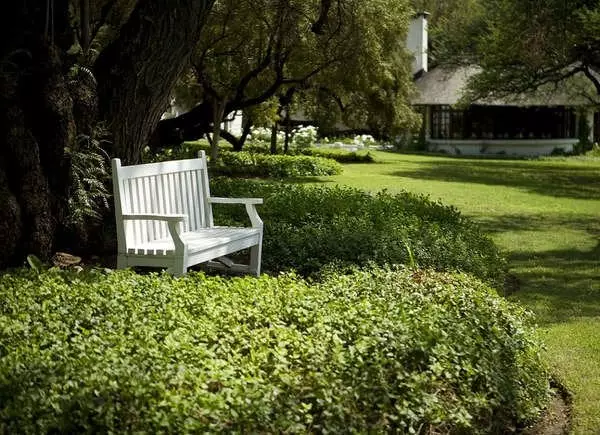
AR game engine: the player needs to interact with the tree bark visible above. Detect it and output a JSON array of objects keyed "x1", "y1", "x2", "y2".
[
  {"x1": 0, "y1": 1, "x2": 76, "y2": 267},
  {"x1": 283, "y1": 110, "x2": 291, "y2": 153},
  {"x1": 210, "y1": 99, "x2": 226, "y2": 161},
  {"x1": 0, "y1": 0, "x2": 216, "y2": 268},
  {"x1": 95, "y1": 0, "x2": 215, "y2": 164},
  {"x1": 236, "y1": 119, "x2": 252, "y2": 151},
  {"x1": 270, "y1": 124, "x2": 279, "y2": 154}
]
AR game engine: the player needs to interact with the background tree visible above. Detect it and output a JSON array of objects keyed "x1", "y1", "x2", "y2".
[
  {"x1": 159, "y1": 0, "x2": 420, "y2": 150},
  {"x1": 423, "y1": 0, "x2": 600, "y2": 102},
  {"x1": 297, "y1": 0, "x2": 421, "y2": 138},
  {"x1": 410, "y1": 0, "x2": 485, "y2": 68}
]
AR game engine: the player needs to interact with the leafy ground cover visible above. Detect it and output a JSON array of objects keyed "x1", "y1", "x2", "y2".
[
  {"x1": 0, "y1": 267, "x2": 548, "y2": 432},
  {"x1": 312, "y1": 150, "x2": 600, "y2": 433}
]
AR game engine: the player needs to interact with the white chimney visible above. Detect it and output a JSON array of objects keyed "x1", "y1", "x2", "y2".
[{"x1": 406, "y1": 12, "x2": 429, "y2": 75}]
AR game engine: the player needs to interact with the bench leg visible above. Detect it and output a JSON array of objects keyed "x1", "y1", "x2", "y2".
[
  {"x1": 249, "y1": 242, "x2": 262, "y2": 277},
  {"x1": 117, "y1": 254, "x2": 127, "y2": 269},
  {"x1": 169, "y1": 256, "x2": 187, "y2": 277},
  {"x1": 171, "y1": 264, "x2": 187, "y2": 277}
]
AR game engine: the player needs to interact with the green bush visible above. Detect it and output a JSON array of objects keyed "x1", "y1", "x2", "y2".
[
  {"x1": 145, "y1": 142, "x2": 342, "y2": 178},
  {"x1": 0, "y1": 267, "x2": 549, "y2": 433},
  {"x1": 210, "y1": 179, "x2": 507, "y2": 286},
  {"x1": 143, "y1": 140, "x2": 215, "y2": 162},
  {"x1": 213, "y1": 151, "x2": 342, "y2": 178},
  {"x1": 242, "y1": 142, "x2": 375, "y2": 164},
  {"x1": 147, "y1": 140, "x2": 372, "y2": 165},
  {"x1": 297, "y1": 147, "x2": 375, "y2": 163}
]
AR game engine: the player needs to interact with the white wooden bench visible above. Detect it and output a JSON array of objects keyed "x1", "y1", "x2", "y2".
[{"x1": 111, "y1": 151, "x2": 263, "y2": 276}]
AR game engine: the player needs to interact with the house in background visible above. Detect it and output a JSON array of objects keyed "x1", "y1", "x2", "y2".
[{"x1": 408, "y1": 13, "x2": 597, "y2": 156}]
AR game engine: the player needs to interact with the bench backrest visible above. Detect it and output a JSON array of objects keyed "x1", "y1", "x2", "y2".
[{"x1": 111, "y1": 151, "x2": 213, "y2": 249}]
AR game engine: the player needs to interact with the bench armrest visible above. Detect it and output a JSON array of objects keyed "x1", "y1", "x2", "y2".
[
  {"x1": 208, "y1": 197, "x2": 263, "y2": 228},
  {"x1": 122, "y1": 213, "x2": 186, "y2": 223},
  {"x1": 208, "y1": 197, "x2": 263, "y2": 205},
  {"x1": 121, "y1": 213, "x2": 186, "y2": 251}
]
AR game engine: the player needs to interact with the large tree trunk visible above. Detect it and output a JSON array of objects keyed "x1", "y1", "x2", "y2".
[
  {"x1": 0, "y1": 2, "x2": 76, "y2": 267},
  {"x1": 95, "y1": 0, "x2": 215, "y2": 164},
  {"x1": 0, "y1": 0, "x2": 216, "y2": 268}
]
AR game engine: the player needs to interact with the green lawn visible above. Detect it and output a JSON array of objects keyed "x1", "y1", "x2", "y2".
[{"x1": 309, "y1": 150, "x2": 600, "y2": 433}]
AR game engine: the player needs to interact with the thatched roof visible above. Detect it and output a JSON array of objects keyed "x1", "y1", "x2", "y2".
[{"x1": 412, "y1": 65, "x2": 597, "y2": 107}]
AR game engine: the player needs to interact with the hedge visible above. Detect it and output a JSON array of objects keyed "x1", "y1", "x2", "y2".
[
  {"x1": 212, "y1": 151, "x2": 342, "y2": 178},
  {"x1": 146, "y1": 142, "x2": 366, "y2": 174},
  {"x1": 0, "y1": 267, "x2": 549, "y2": 433},
  {"x1": 297, "y1": 147, "x2": 375, "y2": 163},
  {"x1": 209, "y1": 179, "x2": 507, "y2": 287}
]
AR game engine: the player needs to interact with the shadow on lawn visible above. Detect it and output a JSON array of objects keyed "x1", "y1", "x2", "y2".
[
  {"x1": 473, "y1": 213, "x2": 600, "y2": 237},
  {"x1": 472, "y1": 212, "x2": 600, "y2": 326},
  {"x1": 509, "y1": 246, "x2": 600, "y2": 326},
  {"x1": 284, "y1": 176, "x2": 335, "y2": 184},
  {"x1": 388, "y1": 159, "x2": 600, "y2": 200}
]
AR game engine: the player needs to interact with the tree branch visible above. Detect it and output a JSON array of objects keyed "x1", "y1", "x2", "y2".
[
  {"x1": 582, "y1": 64, "x2": 600, "y2": 96},
  {"x1": 311, "y1": 0, "x2": 332, "y2": 34}
]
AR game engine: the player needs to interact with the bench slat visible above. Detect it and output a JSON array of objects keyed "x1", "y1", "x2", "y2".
[{"x1": 118, "y1": 158, "x2": 206, "y2": 179}]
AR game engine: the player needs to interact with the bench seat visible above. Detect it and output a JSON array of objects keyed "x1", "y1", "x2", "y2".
[{"x1": 128, "y1": 227, "x2": 261, "y2": 256}]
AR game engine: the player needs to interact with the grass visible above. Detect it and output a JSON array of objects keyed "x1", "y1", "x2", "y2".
[{"x1": 303, "y1": 150, "x2": 600, "y2": 434}]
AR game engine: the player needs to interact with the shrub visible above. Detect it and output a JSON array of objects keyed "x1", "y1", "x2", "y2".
[
  {"x1": 144, "y1": 142, "x2": 342, "y2": 178},
  {"x1": 213, "y1": 151, "x2": 342, "y2": 178},
  {"x1": 0, "y1": 267, "x2": 549, "y2": 433},
  {"x1": 297, "y1": 147, "x2": 375, "y2": 163},
  {"x1": 209, "y1": 180, "x2": 507, "y2": 286},
  {"x1": 353, "y1": 134, "x2": 376, "y2": 147},
  {"x1": 143, "y1": 140, "x2": 218, "y2": 163},
  {"x1": 227, "y1": 143, "x2": 374, "y2": 164},
  {"x1": 291, "y1": 125, "x2": 318, "y2": 149},
  {"x1": 248, "y1": 126, "x2": 278, "y2": 143}
]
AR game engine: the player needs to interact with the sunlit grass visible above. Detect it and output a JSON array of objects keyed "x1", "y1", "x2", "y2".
[{"x1": 310, "y1": 150, "x2": 600, "y2": 433}]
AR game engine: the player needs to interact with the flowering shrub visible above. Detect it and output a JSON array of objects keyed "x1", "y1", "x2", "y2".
[
  {"x1": 248, "y1": 126, "x2": 318, "y2": 150},
  {"x1": 292, "y1": 125, "x2": 318, "y2": 149},
  {"x1": 248, "y1": 127, "x2": 281, "y2": 143},
  {"x1": 353, "y1": 134, "x2": 376, "y2": 147}
]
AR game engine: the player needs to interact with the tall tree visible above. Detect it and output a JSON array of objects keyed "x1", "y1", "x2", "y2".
[
  {"x1": 410, "y1": 0, "x2": 485, "y2": 68},
  {"x1": 0, "y1": 0, "x2": 214, "y2": 268},
  {"x1": 95, "y1": 0, "x2": 216, "y2": 163}
]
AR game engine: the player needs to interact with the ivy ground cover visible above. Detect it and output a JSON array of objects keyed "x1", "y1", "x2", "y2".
[
  {"x1": 0, "y1": 267, "x2": 548, "y2": 432},
  {"x1": 320, "y1": 151, "x2": 600, "y2": 434}
]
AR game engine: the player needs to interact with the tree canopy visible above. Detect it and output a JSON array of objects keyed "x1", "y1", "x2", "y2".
[
  {"x1": 424, "y1": 0, "x2": 600, "y2": 102},
  {"x1": 160, "y1": 0, "x2": 420, "y2": 149}
]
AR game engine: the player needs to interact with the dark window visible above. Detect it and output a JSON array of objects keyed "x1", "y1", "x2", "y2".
[
  {"x1": 430, "y1": 105, "x2": 576, "y2": 140},
  {"x1": 431, "y1": 105, "x2": 451, "y2": 139}
]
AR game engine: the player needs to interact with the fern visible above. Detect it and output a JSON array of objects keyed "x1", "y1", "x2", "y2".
[{"x1": 66, "y1": 126, "x2": 111, "y2": 229}]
